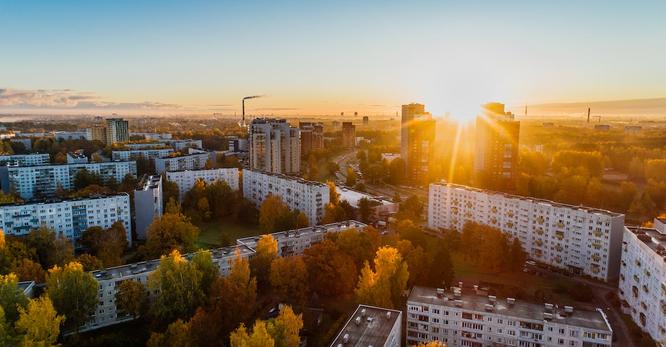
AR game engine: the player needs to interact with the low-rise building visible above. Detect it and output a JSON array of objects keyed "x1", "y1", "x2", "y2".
[
  {"x1": 618, "y1": 224, "x2": 666, "y2": 342},
  {"x1": 0, "y1": 161, "x2": 137, "y2": 200},
  {"x1": 158, "y1": 139, "x2": 203, "y2": 150},
  {"x1": 237, "y1": 220, "x2": 366, "y2": 256},
  {"x1": 130, "y1": 132, "x2": 173, "y2": 140},
  {"x1": 67, "y1": 151, "x2": 89, "y2": 164},
  {"x1": 228, "y1": 137, "x2": 248, "y2": 152},
  {"x1": 337, "y1": 186, "x2": 398, "y2": 222},
  {"x1": 407, "y1": 286, "x2": 613, "y2": 347},
  {"x1": 111, "y1": 148, "x2": 174, "y2": 161},
  {"x1": 0, "y1": 153, "x2": 50, "y2": 166},
  {"x1": 330, "y1": 304, "x2": 402, "y2": 347},
  {"x1": 134, "y1": 175, "x2": 163, "y2": 240},
  {"x1": 427, "y1": 182, "x2": 625, "y2": 281},
  {"x1": 242, "y1": 170, "x2": 329, "y2": 225},
  {"x1": 166, "y1": 168, "x2": 239, "y2": 201},
  {"x1": 154, "y1": 151, "x2": 211, "y2": 174},
  {"x1": 54, "y1": 131, "x2": 89, "y2": 141},
  {"x1": 0, "y1": 194, "x2": 131, "y2": 246}
]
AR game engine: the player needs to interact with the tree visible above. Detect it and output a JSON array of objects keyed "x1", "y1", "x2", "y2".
[
  {"x1": 327, "y1": 181, "x2": 339, "y2": 205},
  {"x1": 54, "y1": 152, "x2": 67, "y2": 164},
  {"x1": 230, "y1": 320, "x2": 275, "y2": 347},
  {"x1": 414, "y1": 341, "x2": 447, "y2": 347},
  {"x1": 397, "y1": 195, "x2": 423, "y2": 221},
  {"x1": 162, "y1": 180, "x2": 180, "y2": 210},
  {"x1": 76, "y1": 253, "x2": 103, "y2": 271},
  {"x1": 387, "y1": 158, "x2": 406, "y2": 184},
  {"x1": 270, "y1": 256, "x2": 309, "y2": 306},
  {"x1": 259, "y1": 195, "x2": 292, "y2": 233},
  {"x1": 116, "y1": 280, "x2": 148, "y2": 319},
  {"x1": 144, "y1": 212, "x2": 200, "y2": 258},
  {"x1": 148, "y1": 250, "x2": 205, "y2": 323},
  {"x1": 326, "y1": 161, "x2": 340, "y2": 177},
  {"x1": 0, "y1": 307, "x2": 12, "y2": 347},
  {"x1": 267, "y1": 306, "x2": 303, "y2": 347},
  {"x1": 191, "y1": 250, "x2": 218, "y2": 296},
  {"x1": 73, "y1": 168, "x2": 103, "y2": 189},
  {"x1": 147, "y1": 319, "x2": 193, "y2": 347},
  {"x1": 345, "y1": 167, "x2": 357, "y2": 186},
  {"x1": 354, "y1": 246, "x2": 409, "y2": 309},
  {"x1": 295, "y1": 212, "x2": 309, "y2": 228},
  {"x1": 46, "y1": 261, "x2": 98, "y2": 332},
  {"x1": 357, "y1": 197, "x2": 374, "y2": 223},
  {"x1": 251, "y1": 235, "x2": 278, "y2": 291},
  {"x1": 509, "y1": 238, "x2": 527, "y2": 271},
  {"x1": 0, "y1": 273, "x2": 29, "y2": 324},
  {"x1": 333, "y1": 228, "x2": 377, "y2": 268},
  {"x1": 81, "y1": 221, "x2": 128, "y2": 267},
  {"x1": 15, "y1": 296, "x2": 65, "y2": 346},
  {"x1": 11, "y1": 258, "x2": 46, "y2": 283},
  {"x1": 303, "y1": 239, "x2": 357, "y2": 297}
]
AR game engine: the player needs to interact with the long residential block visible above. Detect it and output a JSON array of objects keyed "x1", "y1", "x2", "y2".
[
  {"x1": 0, "y1": 153, "x2": 50, "y2": 166},
  {"x1": 618, "y1": 224, "x2": 666, "y2": 343},
  {"x1": 111, "y1": 148, "x2": 173, "y2": 161},
  {"x1": 0, "y1": 161, "x2": 137, "y2": 199},
  {"x1": 0, "y1": 194, "x2": 131, "y2": 246},
  {"x1": 427, "y1": 182, "x2": 625, "y2": 281},
  {"x1": 166, "y1": 168, "x2": 240, "y2": 201},
  {"x1": 154, "y1": 152, "x2": 211, "y2": 174},
  {"x1": 407, "y1": 286, "x2": 613, "y2": 347},
  {"x1": 242, "y1": 169, "x2": 329, "y2": 225}
]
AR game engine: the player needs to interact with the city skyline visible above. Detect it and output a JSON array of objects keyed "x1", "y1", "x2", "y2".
[{"x1": 1, "y1": 1, "x2": 666, "y2": 120}]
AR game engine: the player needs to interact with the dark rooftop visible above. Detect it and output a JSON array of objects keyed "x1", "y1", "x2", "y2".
[{"x1": 330, "y1": 305, "x2": 401, "y2": 347}]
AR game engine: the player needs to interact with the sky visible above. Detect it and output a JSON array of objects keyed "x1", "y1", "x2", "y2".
[{"x1": 1, "y1": 0, "x2": 665, "y2": 120}]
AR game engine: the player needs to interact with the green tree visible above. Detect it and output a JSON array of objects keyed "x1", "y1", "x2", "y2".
[
  {"x1": 191, "y1": 250, "x2": 218, "y2": 296},
  {"x1": 116, "y1": 280, "x2": 148, "y2": 319},
  {"x1": 0, "y1": 273, "x2": 29, "y2": 324},
  {"x1": 16, "y1": 296, "x2": 65, "y2": 346},
  {"x1": 357, "y1": 197, "x2": 374, "y2": 223},
  {"x1": 148, "y1": 250, "x2": 205, "y2": 323},
  {"x1": 24, "y1": 227, "x2": 74, "y2": 269},
  {"x1": 46, "y1": 261, "x2": 98, "y2": 333},
  {"x1": 73, "y1": 168, "x2": 103, "y2": 189}
]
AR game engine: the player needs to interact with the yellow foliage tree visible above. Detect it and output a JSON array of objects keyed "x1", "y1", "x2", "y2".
[
  {"x1": 16, "y1": 296, "x2": 65, "y2": 346},
  {"x1": 354, "y1": 246, "x2": 409, "y2": 309},
  {"x1": 230, "y1": 320, "x2": 275, "y2": 347}
]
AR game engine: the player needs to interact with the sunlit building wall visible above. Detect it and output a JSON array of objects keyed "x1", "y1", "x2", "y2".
[{"x1": 474, "y1": 102, "x2": 520, "y2": 190}]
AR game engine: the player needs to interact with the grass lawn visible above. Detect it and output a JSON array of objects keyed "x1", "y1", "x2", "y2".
[{"x1": 195, "y1": 219, "x2": 263, "y2": 249}]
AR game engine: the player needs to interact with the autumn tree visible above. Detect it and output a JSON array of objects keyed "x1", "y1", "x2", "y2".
[
  {"x1": 331, "y1": 227, "x2": 378, "y2": 268},
  {"x1": 81, "y1": 221, "x2": 128, "y2": 267},
  {"x1": 191, "y1": 250, "x2": 218, "y2": 296},
  {"x1": 0, "y1": 307, "x2": 11, "y2": 346},
  {"x1": 303, "y1": 239, "x2": 357, "y2": 297},
  {"x1": 144, "y1": 212, "x2": 200, "y2": 258},
  {"x1": 230, "y1": 320, "x2": 275, "y2": 347},
  {"x1": 116, "y1": 280, "x2": 148, "y2": 319},
  {"x1": 16, "y1": 296, "x2": 65, "y2": 346},
  {"x1": 24, "y1": 227, "x2": 73, "y2": 269},
  {"x1": 147, "y1": 319, "x2": 192, "y2": 347},
  {"x1": 251, "y1": 235, "x2": 278, "y2": 291},
  {"x1": 148, "y1": 250, "x2": 205, "y2": 323},
  {"x1": 328, "y1": 180, "x2": 339, "y2": 205},
  {"x1": 76, "y1": 254, "x2": 103, "y2": 271},
  {"x1": 355, "y1": 246, "x2": 409, "y2": 309},
  {"x1": 259, "y1": 195, "x2": 293, "y2": 233},
  {"x1": 345, "y1": 167, "x2": 357, "y2": 186},
  {"x1": 10, "y1": 258, "x2": 46, "y2": 283},
  {"x1": 266, "y1": 306, "x2": 304, "y2": 347},
  {"x1": 357, "y1": 197, "x2": 374, "y2": 223},
  {"x1": 0, "y1": 273, "x2": 29, "y2": 324},
  {"x1": 46, "y1": 261, "x2": 98, "y2": 332},
  {"x1": 270, "y1": 256, "x2": 309, "y2": 306}
]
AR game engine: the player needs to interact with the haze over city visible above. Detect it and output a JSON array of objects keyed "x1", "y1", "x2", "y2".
[{"x1": 2, "y1": 1, "x2": 666, "y2": 119}]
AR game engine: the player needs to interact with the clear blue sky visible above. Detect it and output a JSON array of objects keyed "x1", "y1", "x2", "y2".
[{"x1": 1, "y1": 0, "x2": 665, "y2": 118}]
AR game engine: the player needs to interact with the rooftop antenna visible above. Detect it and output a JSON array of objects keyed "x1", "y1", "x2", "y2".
[{"x1": 241, "y1": 95, "x2": 263, "y2": 128}]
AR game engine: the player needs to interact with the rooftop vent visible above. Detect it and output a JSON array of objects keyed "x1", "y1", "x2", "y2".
[
  {"x1": 343, "y1": 334, "x2": 349, "y2": 344},
  {"x1": 564, "y1": 306, "x2": 574, "y2": 314},
  {"x1": 544, "y1": 303, "x2": 554, "y2": 312},
  {"x1": 436, "y1": 288, "x2": 445, "y2": 298},
  {"x1": 488, "y1": 295, "x2": 497, "y2": 303},
  {"x1": 354, "y1": 317, "x2": 361, "y2": 325},
  {"x1": 385, "y1": 312, "x2": 392, "y2": 320},
  {"x1": 507, "y1": 298, "x2": 516, "y2": 306},
  {"x1": 484, "y1": 304, "x2": 494, "y2": 312},
  {"x1": 361, "y1": 308, "x2": 367, "y2": 317},
  {"x1": 454, "y1": 300, "x2": 463, "y2": 308},
  {"x1": 543, "y1": 312, "x2": 553, "y2": 321}
]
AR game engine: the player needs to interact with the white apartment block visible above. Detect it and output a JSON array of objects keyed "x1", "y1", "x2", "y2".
[
  {"x1": 330, "y1": 304, "x2": 402, "y2": 347},
  {"x1": 249, "y1": 118, "x2": 300, "y2": 174},
  {"x1": 0, "y1": 194, "x2": 131, "y2": 246},
  {"x1": 237, "y1": 220, "x2": 366, "y2": 256},
  {"x1": 428, "y1": 182, "x2": 625, "y2": 281},
  {"x1": 618, "y1": 224, "x2": 666, "y2": 343},
  {"x1": 84, "y1": 244, "x2": 255, "y2": 332},
  {"x1": 54, "y1": 131, "x2": 89, "y2": 141},
  {"x1": 134, "y1": 175, "x2": 163, "y2": 240},
  {"x1": 407, "y1": 286, "x2": 613, "y2": 347},
  {"x1": 0, "y1": 161, "x2": 137, "y2": 200},
  {"x1": 130, "y1": 132, "x2": 173, "y2": 140},
  {"x1": 0, "y1": 153, "x2": 50, "y2": 166},
  {"x1": 166, "y1": 168, "x2": 240, "y2": 201},
  {"x1": 242, "y1": 169, "x2": 329, "y2": 225},
  {"x1": 158, "y1": 139, "x2": 203, "y2": 151},
  {"x1": 106, "y1": 118, "x2": 129, "y2": 145},
  {"x1": 154, "y1": 152, "x2": 211, "y2": 174},
  {"x1": 111, "y1": 148, "x2": 174, "y2": 161}
]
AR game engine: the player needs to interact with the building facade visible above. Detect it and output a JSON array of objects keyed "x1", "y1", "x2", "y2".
[
  {"x1": 474, "y1": 102, "x2": 520, "y2": 189},
  {"x1": 0, "y1": 194, "x2": 131, "y2": 246},
  {"x1": 54, "y1": 131, "x2": 89, "y2": 141},
  {"x1": 331, "y1": 304, "x2": 402, "y2": 347},
  {"x1": 407, "y1": 286, "x2": 613, "y2": 347},
  {"x1": 111, "y1": 148, "x2": 174, "y2": 161},
  {"x1": 134, "y1": 175, "x2": 163, "y2": 240},
  {"x1": 0, "y1": 153, "x2": 50, "y2": 166},
  {"x1": 158, "y1": 139, "x2": 203, "y2": 151},
  {"x1": 299, "y1": 122, "x2": 324, "y2": 156},
  {"x1": 342, "y1": 122, "x2": 356, "y2": 149},
  {"x1": 242, "y1": 169, "x2": 329, "y2": 225},
  {"x1": 1, "y1": 161, "x2": 137, "y2": 199},
  {"x1": 153, "y1": 152, "x2": 211, "y2": 174},
  {"x1": 249, "y1": 118, "x2": 300, "y2": 174},
  {"x1": 106, "y1": 118, "x2": 129, "y2": 145},
  {"x1": 427, "y1": 182, "x2": 625, "y2": 281},
  {"x1": 400, "y1": 103, "x2": 435, "y2": 184},
  {"x1": 618, "y1": 224, "x2": 666, "y2": 342},
  {"x1": 87, "y1": 126, "x2": 107, "y2": 143},
  {"x1": 166, "y1": 168, "x2": 240, "y2": 201}
]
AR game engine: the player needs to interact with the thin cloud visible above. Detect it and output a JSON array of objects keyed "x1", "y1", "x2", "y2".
[{"x1": 0, "y1": 88, "x2": 182, "y2": 110}]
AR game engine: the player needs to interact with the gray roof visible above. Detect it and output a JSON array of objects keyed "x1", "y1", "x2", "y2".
[{"x1": 330, "y1": 305, "x2": 401, "y2": 347}]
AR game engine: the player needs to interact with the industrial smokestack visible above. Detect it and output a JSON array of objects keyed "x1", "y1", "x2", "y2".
[
  {"x1": 587, "y1": 107, "x2": 591, "y2": 123},
  {"x1": 241, "y1": 95, "x2": 263, "y2": 127}
]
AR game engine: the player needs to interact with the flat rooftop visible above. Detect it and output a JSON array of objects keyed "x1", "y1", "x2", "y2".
[
  {"x1": 626, "y1": 226, "x2": 666, "y2": 259},
  {"x1": 236, "y1": 220, "x2": 366, "y2": 248},
  {"x1": 338, "y1": 187, "x2": 393, "y2": 207},
  {"x1": 330, "y1": 305, "x2": 401, "y2": 347},
  {"x1": 433, "y1": 182, "x2": 623, "y2": 218},
  {"x1": 244, "y1": 169, "x2": 328, "y2": 187},
  {"x1": 408, "y1": 286, "x2": 612, "y2": 332},
  {"x1": 0, "y1": 193, "x2": 129, "y2": 207}
]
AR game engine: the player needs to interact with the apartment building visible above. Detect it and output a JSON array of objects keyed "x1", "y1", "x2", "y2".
[
  {"x1": 427, "y1": 182, "x2": 625, "y2": 281},
  {"x1": 474, "y1": 102, "x2": 520, "y2": 190},
  {"x1": 111, "y1": 148, "x2": 174, "y2": 161},
  {"x1": 0, "y1": 153, "x2": 50, "y2": 166},
  {"x1": 106, "y1": 118, "x2": 129, "y2": 145},
  {"x1": 87, "y1": 126, "x2": 107, "y2": 143},
  {"x1": 67, "y1": 151, "x2": 89, "y2": 164},
  {"x1": 401, "y1": 103, "x2": 436, "y2": 184},
  {"x1": 157, "y1": 139, "x2": 203, "y2": 150},
  {"x1": 54, "y1": 131, "x2": 89, "y2": 141},
  {"x1": 248, "y1": 118, "x2": 300, "y2": 174},
  {"x1": 0, "y1": 161, "x2": 137, "y2": 200},
  {"x1": 407, "y1": 286, "x2": 613, "y2": 347},
  {"x1": 237, "y1": 220, "x2": 366, "y2": 256},
  {"x1": 330, "y1": 304, "x2": 402, "y2": 347},
  {"x1": 166, "y1": 168, "x2": 239, "y2": 201},
  {"x1": 154, "y1": 151, "x2": 211, "y2": 174},
  {"x1": 337, "y1": 186, "x2": 398, "y2": 222},
  {"x1": 242, "y1": 169, "x2": 329, "y2": 225},
  {"x1": 0, "y1": 194, "x2": 131, "y2": 246},
  {"x1": 84, "y1": 244, "x2": 255, "y2": 332},
  {"x1": 342, "y1": 122, "x2": 356, "y2": 149},
  {"x1": 299, "y1": 122, "x2": 324, "y2": 156},
  {"x1": 130, "y1": 132, "x2": 173, "y2": 140},
  {"x1": 618, "y1": 224, "x2": 666, "y2": 343},
  {"x1": 134, "y1": 175, "x2": 163, "y2": 240}
]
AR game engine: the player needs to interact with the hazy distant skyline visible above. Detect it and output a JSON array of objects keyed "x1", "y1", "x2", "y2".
[{"x1": 1, "y1": 1, "x2": 665, "y2": 120}]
